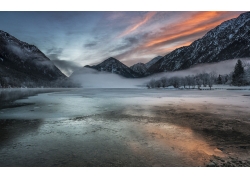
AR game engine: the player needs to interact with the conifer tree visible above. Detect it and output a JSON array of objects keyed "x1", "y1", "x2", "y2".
[
  {"x1": 232, "y1": 59, "x2": 244, "y2": 86},
  {"x1": 217, "y1": 74, "x2": 222, "y2": 84}
]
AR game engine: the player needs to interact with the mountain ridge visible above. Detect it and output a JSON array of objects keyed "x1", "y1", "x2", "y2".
[
  {"x1": 84, "y1": 12, "x2": 250, "y2": 78},
  {"x1": 83, "y1": 57, "x2": 141, "y2": 78},
  {"x1": 0, "y1": 30, "x2": 67, "y2": 88},
  {"x1": 147, "y1": 11, "x2": 250, "y2": 74}
]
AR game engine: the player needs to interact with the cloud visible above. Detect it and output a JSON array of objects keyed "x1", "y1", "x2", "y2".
[
  {"x1": 144, "y1": 11, "x2": 240, "y2": 48},
  {"x1": 46, "y1": 47, "x2": 63, "y2": 55},
  {"x1": 113, "y1": 11, "x2": 244, "y2": 66},
  {"x1": 51, "y1": 60, "x2": 81, "y2": 77},
  {"x1": 118, "y1": 12, "x2": 157, "y2": 38},
  {"x1": 110, "y1": 37, "x2": 139, "y2": 52},
  {"x1": 70, "y1": 67, "x2": 148, "y2": 88},
  {"x1": 143, "y1": 58, "x2": 250, "y2": 82},
  {"x1": 46, "y1": 47, "x2": 81, "y2": 76},
  {"x1": 126, "y1": 37, "x2": 139, "y2": 44},
  {"x1": 83, "y1": 42, "x2": 98, "y2": 48},
  {"x1": 46, "y1": 47, "x2": 64, "y2": 61}
]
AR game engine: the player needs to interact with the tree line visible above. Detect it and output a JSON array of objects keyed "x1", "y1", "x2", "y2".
[
  {"x1": 147, "y1": 60, "x2": 250, "y2": 89},
  {"x1": 0, "y1": 76, "x2": 81, "y2": 88}
]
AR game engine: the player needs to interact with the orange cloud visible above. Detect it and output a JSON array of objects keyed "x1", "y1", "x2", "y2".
[
  {"x1": 115, "y1": 11, "x2": 244, "y2": 66},
  {"x1": 165, "y1": 41, "x2": 192, "y2": 52},
  {"x1": 145, "y1": 11, "x2": 239, "y2": 48},
  {"x1": 118, "y1": 11, "x2": 157, "y2": 38}
]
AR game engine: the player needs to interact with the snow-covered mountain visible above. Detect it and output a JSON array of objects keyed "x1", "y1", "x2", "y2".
[
  {"x1": 84, "y1": 57, "x2": 140, "y2": 78},
  {"x1": 147, "y1": 12, "x2": 250, "y2": 74},
  {"x1": 129, "y1": 56, "x2": 163, "y2": 76},
  {"x1": 83, "y1": 56, "x2": 164, "y2": 78},
  {"x1": 0, "y1": 30, "x2": 66, "y2": 88},
  {"x1": 145, "y1": 56, "x2": 163, "y2": 69},
  {"x1": 130, "y1": 63, "x2": 148, "y2": 76}
]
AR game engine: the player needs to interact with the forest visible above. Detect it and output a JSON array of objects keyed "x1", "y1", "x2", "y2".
[{"x1": 147, "y1": 60, "x2": 250, "y2": 89}]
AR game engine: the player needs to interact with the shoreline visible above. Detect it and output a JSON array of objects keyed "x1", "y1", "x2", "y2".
[{"x1": 0, "y1": 88, "x2": 250, "y2": 166}]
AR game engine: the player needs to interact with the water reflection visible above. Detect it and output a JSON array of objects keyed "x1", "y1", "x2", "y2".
[
  {"x1": 0, "y1": 88, "x2": 69, "y2": 110},
  {"x1": 0, "y1": 88, "x2": 248, "y2": 166},
  {"x1": 0, "y1": 119, "x2": 43, "y2": 145},
  {"x1": 144, "y1": 123, "x2": 224, "y2": 156}
]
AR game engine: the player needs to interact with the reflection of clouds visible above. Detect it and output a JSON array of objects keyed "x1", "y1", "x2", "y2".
[
  {"x1": 123, "y1": 120, "x2": 224, "y2": 166},
  {"x1": 144, "y1": 123, "x2": 217, "y2": 155},
  {"x1": 121, "y1": 103, "x2": 225, "y2": 162}
]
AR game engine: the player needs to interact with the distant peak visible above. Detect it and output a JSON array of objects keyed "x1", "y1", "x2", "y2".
[
  {"x1": 130, "y1": 62, "x2": 145, "y2": 67},
  {"x1": 239, "y1": 11, "x2": 250, "y2": 18},
  {"x1": 0, "y1": 30, "x2": 12, "y2": 38},
  {"x1": 145, "y1": 56, "x2": 163, "y2": 69},
  {"x1": 102, "y1": 57, "x2": 121, "y2": 64},
  {"x1": 0, "y1": 29, "x2": 7, "y2": 34},
  {"x1": 106, "y1": 57, "x2": 119, "y2": 61}
]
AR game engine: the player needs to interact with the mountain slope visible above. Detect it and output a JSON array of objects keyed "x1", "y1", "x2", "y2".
[
  {"x1": 85, "y1": 57, "x2": 140, "y2": 78},
  {"x1": 0, "y1": 30, "x2": 66, "y2": 87},
  {"x1": 129, "y1": 56, "x2": 163, "y2": 76},
  {"x1": 147, "y1": 12, "x2": 250, "y2": 74},
  {"x1": 145, "y1": 56, "x2": 163, "y2": 69},
  {"x1": 130, "y1": 63, "x2": 147, "y2": 76}
]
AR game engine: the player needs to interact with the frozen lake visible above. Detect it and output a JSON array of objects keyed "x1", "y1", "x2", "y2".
[{"x1": 0, "y1": 88, "x2": 250, "y2": 166}]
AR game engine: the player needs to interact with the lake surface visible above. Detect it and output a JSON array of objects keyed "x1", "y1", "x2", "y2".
[{"x1": 1, "y1": 88, "x2": 250, "y2": 167}]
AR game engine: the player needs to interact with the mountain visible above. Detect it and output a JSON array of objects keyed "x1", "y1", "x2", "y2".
[
  {"x1": 145, "y1": 56, "x2": 163, "y2": 69},
  {"x1": 84, "y1": 57, "x2": 140, "y2": 78},
  {"x1": 130, "y1": 63, "x2": 147, "y2": 76},
  {"x1": 0, "y1": 30, "x2": 66, "y2": 88},
  {"x1": 83, "y1": 56, "x2": 163, "y2": 78},
  {"x1": 129, "y1": 56, "x2": 163, "y2": 76},
  {"x1": 147, "y1": 12, "x2": 250, "y2": 74}
]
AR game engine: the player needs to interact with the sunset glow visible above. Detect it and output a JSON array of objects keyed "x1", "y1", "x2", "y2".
[{"x1": 0, "y1": 11, "x2": 245, "y2": 71}]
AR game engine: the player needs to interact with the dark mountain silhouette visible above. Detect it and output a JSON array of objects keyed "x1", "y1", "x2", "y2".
[{"x1": 0, "y1": 30, "x2": 66, "y2": 87}]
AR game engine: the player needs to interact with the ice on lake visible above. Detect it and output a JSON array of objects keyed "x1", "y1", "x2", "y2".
[{"x1": 1, "y1": 88, "x2": 250, "y2": 166}]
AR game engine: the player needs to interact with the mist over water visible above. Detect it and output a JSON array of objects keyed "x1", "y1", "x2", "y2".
[
  {"x1": 70, "y1": 59, "x2": 250, "y2": 88},
  {"x1": 148, "y1": 58, "x2": 250, "y2": 79},
  {"x1": 70, "y1": 67, "x2": 149, "y2": 88}
]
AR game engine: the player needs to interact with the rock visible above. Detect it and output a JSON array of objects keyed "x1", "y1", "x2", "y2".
[{"x1": 207, "y1": 162, "x2": 216, "y2": 167}]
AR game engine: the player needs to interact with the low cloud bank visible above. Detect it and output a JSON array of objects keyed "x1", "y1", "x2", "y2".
[
  {"x1": 70, "y1": 67, "x2": 149, "y2": 88},
  {"x1": 70, "y1": 59, "x2": 250, "y2": 88}
]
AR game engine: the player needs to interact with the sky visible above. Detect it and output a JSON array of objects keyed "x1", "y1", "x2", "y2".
[{"x1": 0, "y1": 11, "x2": 246, "y2": 76}]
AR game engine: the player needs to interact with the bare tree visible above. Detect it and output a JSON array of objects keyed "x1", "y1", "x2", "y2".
[
  {"x1": 243, "y1": 66, "x2": 250, "y2": 85},
  {"x1": 195, "y1": 76, "x2": 202, "y2": 90},
  {"x1": 241, "y1": 59, "x2": 250, "y2": 68},
  {"x1": 169, "y1": 77, "x2": 180, "y2": 88},
  {"x1": 185, "y1": 75, "x2": 193, "y2": 89},
  {"x1": 155, "y1": 80, "x2": 162, "y2": 88},
  {"x1": 160, "y1": 77, "x2": 167, "y2": 88},
  {"x1": 207, "y1": 71, "x2": 217, "y2": 90},
  {"x1": 191, "y1": 75, "x2": 196, "y2": 88},
  {"x1": 180, "y1": 77, "x2": 187, "y2": 89},
  {"x1": 149, "y1": 79, "x2": 156, "y2": 88}
]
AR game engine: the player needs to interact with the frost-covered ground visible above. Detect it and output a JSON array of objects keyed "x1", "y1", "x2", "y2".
[{"x1": 0, "y1": 88, "x2": 250, "y2": 167}]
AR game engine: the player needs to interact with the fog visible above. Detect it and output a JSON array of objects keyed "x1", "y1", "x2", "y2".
[
  {"x1": 69, "y1": 59, "x2": 250, "y2": 88},
  {"x1": 6, "y1": 43, "x2": 57, "y2": 70},
  {"x1": 70, "y1": 67, "x2": 149, "y2": 88},
  {"x1": 149, "y1": 58, "x2": 250, "y2": 79}
]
